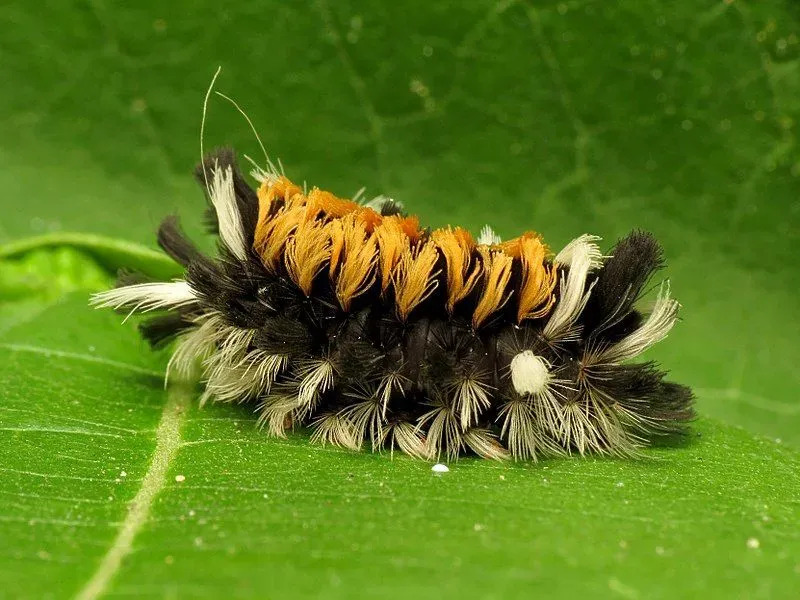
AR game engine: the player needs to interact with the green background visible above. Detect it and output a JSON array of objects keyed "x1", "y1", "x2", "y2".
[{"x1": 1, "y1": 1, "x2": 798, "y2": 598}]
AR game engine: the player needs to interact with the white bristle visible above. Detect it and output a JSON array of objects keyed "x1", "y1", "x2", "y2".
[
  {"x1": 477, "y1": 224, "x2": 502, "y2": 246},
  {"x1": 386, "y1": 422, "x2": 430, "y2": 460},
  {"x1": 296, "y1": 359, "x2": 335, "y2": 411},
  {"x1": 339, "y1": 390, "x2": 384, "y2": 452},
  {"x1": 377, "y1": 371, "x2": 407, "y2": 417},
  {"x1": 203, "y1": 351, "x2": 288, "y2": 404},
  {"x1": 90, "y1": 281, "x2": 197, "y2": 318},
  {"x1": 453, "y1": 377, "x2": 492, "y2": 429},
  {"x1": 510, "y1": 351, "x2": 550, "y2": 396},
  {"x1": 310, "y1": 413, "x2": 360, "y2": 450},
  {"x1": 543, "y1": 237, "x2": 596, "y2": 341},
  {"x1": 463, "y1": 428, "x2": 510, "y2": 461},
  {"x1": 554, "y1": 234, "x2": 604, "y2": 270},
  {"x1": 257, "y1": 390, "x2": 299, "y2": 438},
  {"x1": 165, "y1": 314, "x2": 225, "y2": 385},
  {"x1": 210, "y1": 163, "x2": 248, "y2": 261},
  {"x1": 364, "y1": 194, "x2": 402, "y2": 211},
  {"x1": 596, "y1": 282, "x2": 679, "y2": 364},
  {"x1": 419, "y1": 401, "x2": 461, "y2": 461}
]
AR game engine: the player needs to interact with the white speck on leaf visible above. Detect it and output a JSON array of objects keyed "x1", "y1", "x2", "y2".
[
  {"x1": 747, "y1": 537, "x2": 760, "y2": 549},
  {"x1": 431, "y1": 463, "x2": 449, "y2": 474},
  {"x1": 175, "y1": 474, "x2": 185, "y2": 483}
]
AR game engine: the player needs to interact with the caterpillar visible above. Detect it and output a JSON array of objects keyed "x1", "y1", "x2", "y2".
[{"x1": 91, "y1": 148, "x2": 694, "y2": 461}]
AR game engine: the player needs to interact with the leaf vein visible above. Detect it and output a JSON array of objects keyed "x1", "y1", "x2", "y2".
[{"x1": 74, "y1": 383, "x2": 191, "y2": 600}]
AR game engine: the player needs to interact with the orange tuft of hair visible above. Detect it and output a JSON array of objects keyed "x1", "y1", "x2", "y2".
[
  {"x1": 431, "y1": 227, "x2": 483, "y2": 313},
  {"x1": 284, "y1": 219, "x2": 332, "y2": 296},
  {"x1": 393, "y1": 241, "x2": 441, "y2": 321},
  {"x1": 306, "y1": 188, "x2": 360, "y2": 219},
  {"x1": 255, "y1": 204, "x2": 308, "y2": 272},
  {"x1": 330, "y1": 214, "x2": 378, "y2": 311},
  {"x1": 472, "y1": 247, "x2": 514, "y2": 329},
  {"x1": 373, "y1": 216, "x2": 412, "y2": 293},
  {"x1": 354, "y1": 206, "x2": 383, "y2": 233},
  {"x1": 255, "y1": 176, "x2": 305, "y2": 265},
  {"x1": 396, "y1": 215, "x2": 421, "y2": 242},
  {"x1": 506, "y1": 234, "x2": 557, "y2": 322},
  {"x1": 257, "y1": 176, "x2": 303, "y2": 209},
  {"x1": 498, "y1": 231, "x2": 545, "y2": 258},
  {"x1": 252, "y1": 177, "x2": 556, "y2": 326},
  {"x1": 256, "y1": 177, "x2": 302, "y2": 230}
]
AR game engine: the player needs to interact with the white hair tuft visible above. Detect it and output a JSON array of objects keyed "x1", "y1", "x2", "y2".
[
  {"x1": 477, "y1": 224, "x2": 502, "y2": 246},
  {"x1": 554, "y1": 234, "x2": 604, "y2": 270},
  {"x1": 90, "y1": 281, "x2": 197, "y2": 320},
  {"x1": 510, "y1": 351, "x2": 551, "y2": 396},
  {"x1": 209, "y1": 164, "x2": 248, "y2": 261}
]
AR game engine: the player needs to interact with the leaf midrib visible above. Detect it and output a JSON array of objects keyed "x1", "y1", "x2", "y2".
[{"x1": 73, "y1": 381, "x2": 192, "y2": 600}]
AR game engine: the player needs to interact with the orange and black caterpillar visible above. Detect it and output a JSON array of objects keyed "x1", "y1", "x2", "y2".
[{"x1": 92, "y1": 148, "x2": 694, "y2": 461}]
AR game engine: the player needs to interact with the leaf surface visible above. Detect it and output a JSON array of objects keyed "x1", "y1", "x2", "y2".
[
  {"x1": 0, "y1": 252, "x2": 798, "y2": 598},
  {"x1": 1, "y1": 0, "x2": 799, "y2": 596}
]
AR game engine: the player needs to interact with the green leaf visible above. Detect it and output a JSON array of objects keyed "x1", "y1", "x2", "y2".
[
  {"x1": 2, "y1": 0, "x2": 800, "y2": 596},
  {"x1": 1, "y1": 1, "x2": 798, "y2": 444},
  {"x1": 0, "y1": 285, "x2": 798, "y2": 598},
  {"x1": 0, "y1": 234, "x2": 181, "y2": 284}
]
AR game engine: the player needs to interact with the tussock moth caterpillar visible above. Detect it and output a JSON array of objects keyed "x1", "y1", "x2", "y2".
[{"x1": 91, "y1": 145, "x2": 693, "y2": 461}]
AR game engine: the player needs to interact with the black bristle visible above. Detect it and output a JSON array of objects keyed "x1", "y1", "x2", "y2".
[
  {"x1": 157, "y1": 215, "x2": 206, "y2": 268},
  {"x1": 139, "y1": 313, "x2": 192, "y2": 349},
  {"x1": 185, "y1": 256, "x2": 226, "y2": 305},
  {"x1": 594, "y1": 361, "x2": 663, "y2": 396},
  {"x1": 652, "y1": 382, "x2": 696, "y2": 426},
  {"x1": 333, "y1": 309, "x2": 383, "y2": 383},
  {"x1": 253, "y1": 315, "x2": 314, "y2": 357},
  {"x1": 115, "y1": 269, "x2": 151, "y2": 288},
  {"x1": 582, "y1": 230, "x2": 664, "y2": 343},
  {"x1": 377, "y1": 198, "x2": 406, "y2": 217},
  {"x1": 336, "y1": 338, "x2": 385, "y2": 383},
  {"x1": 184, "y1": 250, "x2": 278, "y2": 329},
  {"x1": 195, "y1": 147, "x2": 259, "y2": 245},
  {"x1": 590, "y1": 362, "x2": 695, "y2": 432}
]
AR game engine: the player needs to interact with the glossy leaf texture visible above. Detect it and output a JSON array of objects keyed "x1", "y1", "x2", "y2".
[
  {"x1": 0, "y1": 281, "x2": 798, "y2": 598},
  {"x1": 1, "y1": 0, "x2": 799, "y2": 597}
]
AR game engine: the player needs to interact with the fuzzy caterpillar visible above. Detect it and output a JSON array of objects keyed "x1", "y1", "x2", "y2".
[{"x1": 91, "y1": 148, "x2": 694, "y2": 461}]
